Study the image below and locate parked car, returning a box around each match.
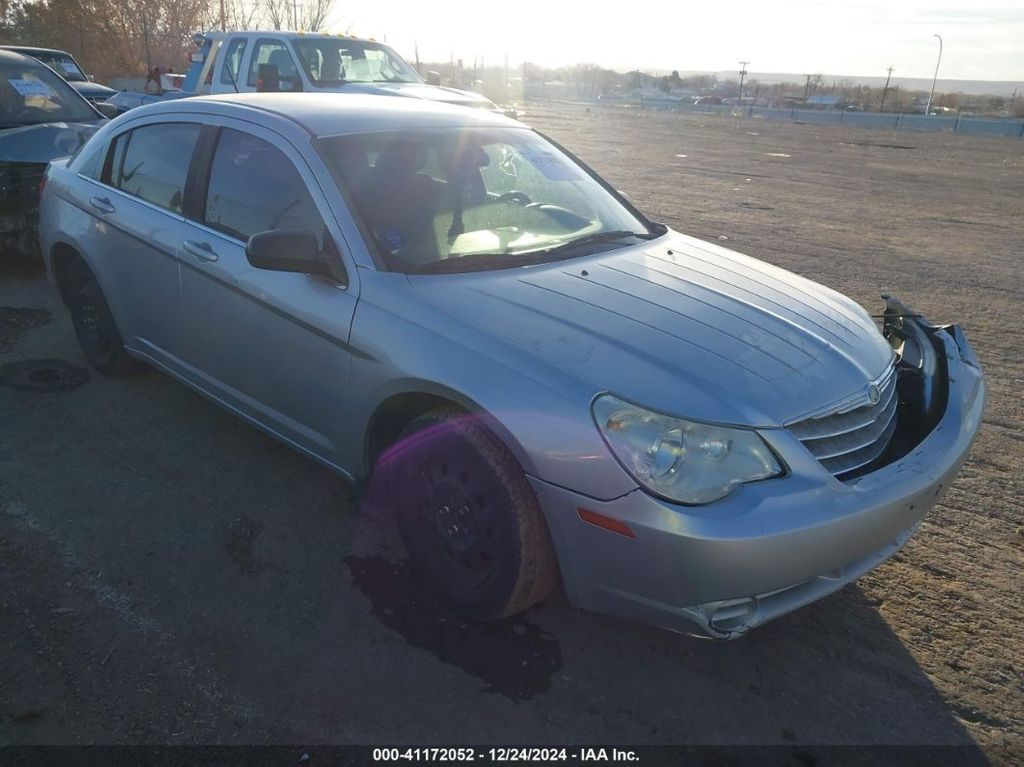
[106,31,506,116]
[0,45,117,106]
[39,94,985,639]
[0,49,109,258]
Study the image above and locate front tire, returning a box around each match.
[388,406,558,620]
[69,268,139,377]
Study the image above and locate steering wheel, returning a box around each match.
[495,190,532,206]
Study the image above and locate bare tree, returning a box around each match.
[301,0,332,31]
[3,0,210,78]
[261,0,287,30]
[261,0,331,31]
[203,0,263,30]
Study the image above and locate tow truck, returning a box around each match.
[106,31,507,115]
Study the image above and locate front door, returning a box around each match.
[175,124,357,465]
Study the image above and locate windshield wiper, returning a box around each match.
[528,229,655,258]
[402,230,654,275]
[403,251,545,275]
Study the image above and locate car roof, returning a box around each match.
[0,45,70,57]
[0,48,56,66]
[203,31,379,42]
[135,93,523,137]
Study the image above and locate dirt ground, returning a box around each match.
[0,104,1021,755]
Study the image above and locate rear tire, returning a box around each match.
[388,405,558,620]
[69,266,140,377]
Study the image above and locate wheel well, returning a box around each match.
[364,393,461,474]
[51,243,88,307]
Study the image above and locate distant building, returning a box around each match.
[805,95,842,109]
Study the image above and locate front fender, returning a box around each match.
[344,274,638,501]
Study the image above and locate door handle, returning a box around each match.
[182,240,219,262]
[89,196,115,214]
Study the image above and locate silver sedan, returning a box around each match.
[39,94,985,638]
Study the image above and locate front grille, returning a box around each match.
[788,361,899,479]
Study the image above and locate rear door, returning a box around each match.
[216,36,249,93]
[82,119,202,368]
[175,121,358,465]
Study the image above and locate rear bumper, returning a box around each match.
[531,321,985,639]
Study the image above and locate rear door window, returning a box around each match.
[202,128,324,242]
[220,38,248,87]
[113,123,201,213]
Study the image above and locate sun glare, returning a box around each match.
[329,0,1022,81]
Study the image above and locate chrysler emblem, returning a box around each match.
[867,384,881,405]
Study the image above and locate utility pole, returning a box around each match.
[414,41,420,73]
[219,0,226,31]
[925,34,943,115]
[738,60,749,102]
[803,74,811,101]
[292,0,299,30]
[141,11,152,72]
[77,5,86,59]
[880,66,893,111]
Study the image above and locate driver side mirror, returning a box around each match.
[95,102,119,119]
[246,228,341,281]
[426,70,442,86]
[256,63,281,92]
[257,63,303,93]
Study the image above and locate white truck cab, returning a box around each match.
[107,31,504,115]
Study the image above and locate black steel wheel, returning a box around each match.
[69,268,139,377]
[388,406,558,620]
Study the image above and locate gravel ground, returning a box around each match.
[0,104,1021,756]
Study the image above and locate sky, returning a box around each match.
[326,0,1024,82]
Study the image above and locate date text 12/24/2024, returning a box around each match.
[373,748,640,762]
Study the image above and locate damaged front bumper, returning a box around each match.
[0,162,46,256]
[531,299,985,639]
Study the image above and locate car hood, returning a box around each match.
[406,231,894,427]
[339,81,496,108]
[70,80,117,99]
[0,121,103,163]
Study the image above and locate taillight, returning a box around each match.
[38,172,46,197]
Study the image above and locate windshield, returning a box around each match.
[30,52,87,82]
[319,128,655,274]
[0,61,98,126]
[292,38,422,86]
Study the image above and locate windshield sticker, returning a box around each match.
[520,151,580,181]
[60,61,82,74]
[8,78,54,98]
[382,228,405,251]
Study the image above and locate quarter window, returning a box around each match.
[203,128,324,242]
[114,123,200,213]
[76,139,105,180]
